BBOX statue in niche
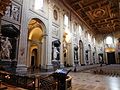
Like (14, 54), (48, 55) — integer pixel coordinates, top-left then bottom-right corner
(1, 37), (12, 59)
(74, 46), (78, 65)
(85, 50), (89, 64)
(52, 40), (61, 70)
(53, 47), (60, 60)
(53, 47), (57, 60)
(52, 40), (61, 60)
(74, 46), (78, 60)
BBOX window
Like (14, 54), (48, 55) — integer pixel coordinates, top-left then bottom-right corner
(93, 38), (95, 44)
(79, 25), (82, 36)
(64, 14), (68, 27)
(106, 36), (113, 44)
(88, 33), (90, 39)
(34, 0), (43, 10)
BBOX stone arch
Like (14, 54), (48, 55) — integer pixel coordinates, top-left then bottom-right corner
(27, 18), (46, 68)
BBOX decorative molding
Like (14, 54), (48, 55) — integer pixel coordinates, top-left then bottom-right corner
(13, 0), (23, 5)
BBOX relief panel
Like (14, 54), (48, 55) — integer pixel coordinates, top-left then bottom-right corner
(4, 1), (22, 23)
(52, 24), (60, 38)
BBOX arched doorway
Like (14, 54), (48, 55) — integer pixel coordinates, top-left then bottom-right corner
(79, 40), (84, 65)
(27, 18), (45, 68)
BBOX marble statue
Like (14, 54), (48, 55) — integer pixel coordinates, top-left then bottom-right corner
(1, 37), (12, 59)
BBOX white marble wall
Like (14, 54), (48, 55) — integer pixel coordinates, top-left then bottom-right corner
(2, 0), (115, 70)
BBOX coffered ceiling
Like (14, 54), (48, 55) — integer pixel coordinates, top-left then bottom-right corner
(62, 0), (120, 35)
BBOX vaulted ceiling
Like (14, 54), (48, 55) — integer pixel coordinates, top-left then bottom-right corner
(62, 0), (120, 35)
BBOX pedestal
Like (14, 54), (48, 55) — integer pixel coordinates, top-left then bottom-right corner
(16, 64), (27, 74)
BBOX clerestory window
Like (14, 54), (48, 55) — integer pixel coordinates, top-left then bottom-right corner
(34, 0), (43, 10)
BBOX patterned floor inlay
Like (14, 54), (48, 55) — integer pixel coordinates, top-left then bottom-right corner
(69, 72), (120, 90)
(86, 85), (96, 89)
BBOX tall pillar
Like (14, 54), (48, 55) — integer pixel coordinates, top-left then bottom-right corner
(16, 45), (27, 73)
(16, 0), (29, 73)
(41, 35), (48, 70)
(59, 10), (64, 67)
(67, 43), (72, 65)
(0, 16), (1, 51)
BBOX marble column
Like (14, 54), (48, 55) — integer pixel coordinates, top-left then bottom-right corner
(16, 0), (29, 73)
(59, 10), (64, 67)
(0, 16), (2, 60)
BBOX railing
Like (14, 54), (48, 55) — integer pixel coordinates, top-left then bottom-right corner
(0, 70), (72, 90)
(39, 75), (57, 90)
(39, 74), (72, 90)
(91, 65), (120, 77)
(0, 71), (35, 90)
(66, 75), (72, 90)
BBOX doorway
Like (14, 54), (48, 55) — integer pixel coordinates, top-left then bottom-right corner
(107, 52), (116, 64)
(31, 49), (37, 67)
(31, 56), (35, 66)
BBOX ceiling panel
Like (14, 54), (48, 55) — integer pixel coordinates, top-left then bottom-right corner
(63, 0), (120, 34)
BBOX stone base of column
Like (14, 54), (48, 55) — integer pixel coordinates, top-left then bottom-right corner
(60, 63), (64, 68)
(16, 64), (27, 74)
(81, 64), (85, 66)
(40, 64), (53, 72)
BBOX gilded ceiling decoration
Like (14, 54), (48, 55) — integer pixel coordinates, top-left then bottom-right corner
(62, 0), (120, 35)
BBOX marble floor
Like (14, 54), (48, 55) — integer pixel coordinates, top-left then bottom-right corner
(69, 71), (120, 90)
(0, 65), (120, 90)
(1, 72), (120, 90)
